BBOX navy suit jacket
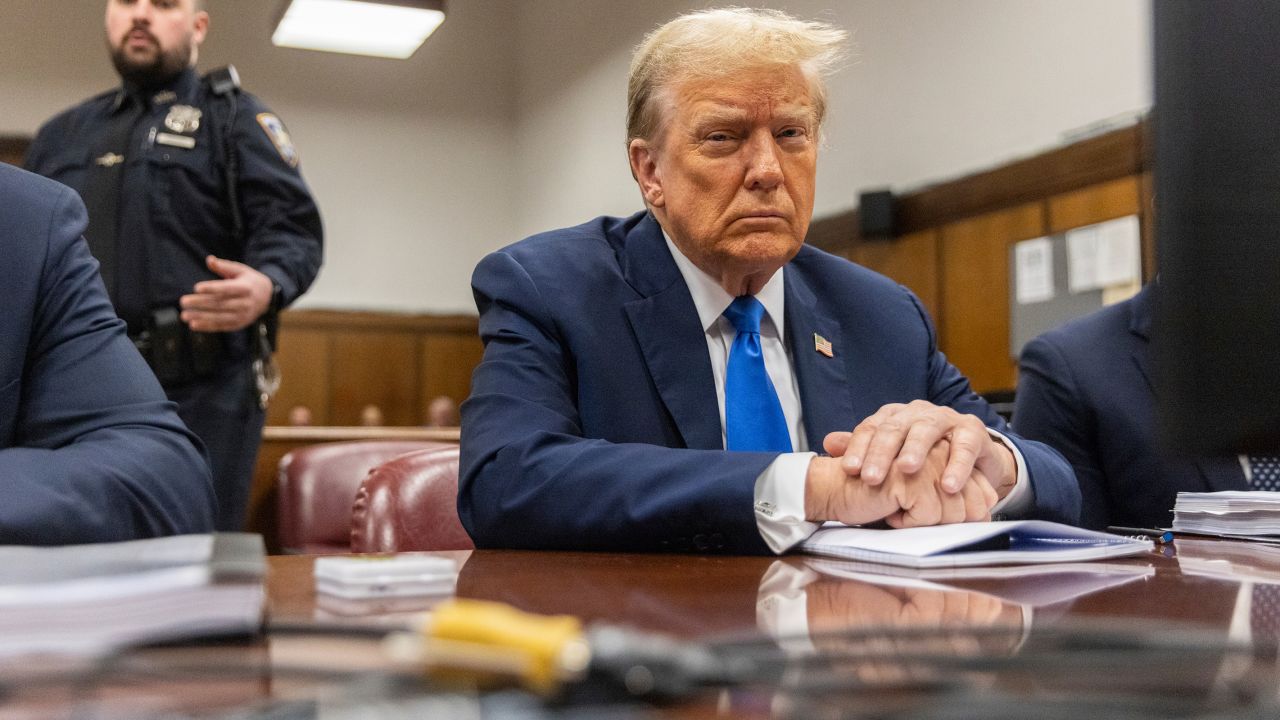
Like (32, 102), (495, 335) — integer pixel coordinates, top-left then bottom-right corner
(0, 164), (215, 544)
(1013, 283), (1246, 530)
(461, 212), (1080, 554)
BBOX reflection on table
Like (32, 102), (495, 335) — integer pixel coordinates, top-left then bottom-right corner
(4, 541), (1280, 718)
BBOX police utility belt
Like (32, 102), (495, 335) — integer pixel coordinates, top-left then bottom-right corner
(130, 307), (228, 386)
(130, 307), (281, 409)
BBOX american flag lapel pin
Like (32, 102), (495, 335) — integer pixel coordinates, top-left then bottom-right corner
(814, 333), (834, 358)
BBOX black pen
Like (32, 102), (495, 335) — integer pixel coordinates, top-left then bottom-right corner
(1107, 525), (1174, 543)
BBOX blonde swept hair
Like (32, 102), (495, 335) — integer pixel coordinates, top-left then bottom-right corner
(626, 7), (848, 145)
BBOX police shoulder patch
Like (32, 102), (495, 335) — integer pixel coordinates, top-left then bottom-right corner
(255, 112), (299, 167)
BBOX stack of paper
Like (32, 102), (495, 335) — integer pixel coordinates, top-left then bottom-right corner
(800, 520), (1153, 569)
(1172, 491), (1280, 537)
(0, 534), (265, 657)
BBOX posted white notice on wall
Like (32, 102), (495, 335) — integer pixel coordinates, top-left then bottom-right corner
(1014, 237), (1055, 304)
(1067, 215), (1140, 293)
(1094, 215), (1141, 287)
(1066, 225), (1101, 293)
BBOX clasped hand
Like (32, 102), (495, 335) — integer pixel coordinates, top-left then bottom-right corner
(805, 400), (1016, 528)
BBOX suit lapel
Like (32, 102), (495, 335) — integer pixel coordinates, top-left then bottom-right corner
(784, 267), (855, 451)
(620, 214), (723, 450)
(1128, 283), (1156, 394)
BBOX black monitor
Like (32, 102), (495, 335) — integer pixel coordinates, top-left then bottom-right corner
(1154, 1), (1280, 455)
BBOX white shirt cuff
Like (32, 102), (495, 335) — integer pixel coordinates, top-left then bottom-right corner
(754, 452), (821, 554)
(988, 428), (1032, 517)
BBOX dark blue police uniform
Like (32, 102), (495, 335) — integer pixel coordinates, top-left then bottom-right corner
(25, 67), (323, 531)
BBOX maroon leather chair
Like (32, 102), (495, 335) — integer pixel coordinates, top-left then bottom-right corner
(277, 440), (451, 554)
(350, 445), (474, 552)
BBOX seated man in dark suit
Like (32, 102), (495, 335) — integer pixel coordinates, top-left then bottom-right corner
(0, 163), (215, 544)
(1013, 282), (1251, 531)
(461, 8), (1079, 555)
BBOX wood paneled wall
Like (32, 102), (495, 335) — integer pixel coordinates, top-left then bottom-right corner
(269, 310), (483, 426)
(847, 229), (941, 322)
(940, 203), (1045, 392)
(813, 121), (1153, 394)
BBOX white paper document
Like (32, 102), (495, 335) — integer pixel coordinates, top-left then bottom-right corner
(1093, 215), (1141, 287)
(1066, 225), (1101, 293)
(1066, 215), (1141, 293)
(799, 520), (1153, 568)
(1014, 237), (1055, 304)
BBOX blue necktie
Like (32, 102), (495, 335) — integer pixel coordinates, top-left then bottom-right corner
(723, 296), (791, 452)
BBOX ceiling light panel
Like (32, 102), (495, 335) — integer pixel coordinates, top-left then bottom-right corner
(272, 0), (445, 60)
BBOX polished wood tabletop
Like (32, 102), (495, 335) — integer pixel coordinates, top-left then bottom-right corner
(266, 542), (1256, 639)
(9, 539), (1280, 719)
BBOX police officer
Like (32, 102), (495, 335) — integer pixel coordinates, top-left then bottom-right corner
(26, 0), (323, 531)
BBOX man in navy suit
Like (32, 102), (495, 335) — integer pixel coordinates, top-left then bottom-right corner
(0, 163), (215, 544)
(461, 8), (1079, 555)
(1013, 283), (1247, 530)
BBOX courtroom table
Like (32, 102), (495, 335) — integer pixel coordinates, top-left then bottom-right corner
(8, 541), (1280, 719)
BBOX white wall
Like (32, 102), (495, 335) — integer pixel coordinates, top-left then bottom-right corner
(2, 1), (1150, 314)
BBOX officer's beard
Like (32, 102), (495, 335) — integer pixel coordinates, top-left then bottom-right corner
(109, 32), (193, 90)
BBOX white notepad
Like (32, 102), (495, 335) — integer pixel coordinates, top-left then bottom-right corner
(800, 520), (1153, 568)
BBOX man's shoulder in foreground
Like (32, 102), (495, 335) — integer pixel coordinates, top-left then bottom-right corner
(0, 165), (215, 544)
(0, 165), (84, 247)
(0, 162), (70, 204)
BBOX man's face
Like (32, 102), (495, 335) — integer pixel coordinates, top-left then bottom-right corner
(105, 0), (207, 87)
(631, 65), (818, 294)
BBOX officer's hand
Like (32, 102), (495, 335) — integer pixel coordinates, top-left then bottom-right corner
(179, 256), (274, 333)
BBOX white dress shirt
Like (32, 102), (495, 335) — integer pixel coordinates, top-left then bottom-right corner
(662, 234), (1031, 553)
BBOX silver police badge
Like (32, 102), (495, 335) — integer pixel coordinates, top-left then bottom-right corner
(164, 105), (202, 134)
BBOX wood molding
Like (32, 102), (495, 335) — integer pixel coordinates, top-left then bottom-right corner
(262, 425), (460, 442)
(280, 308), (478, 334)
(808, 121), (1149, 254)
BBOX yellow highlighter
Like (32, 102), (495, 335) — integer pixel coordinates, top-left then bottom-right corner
(385, 599), (592, 694)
